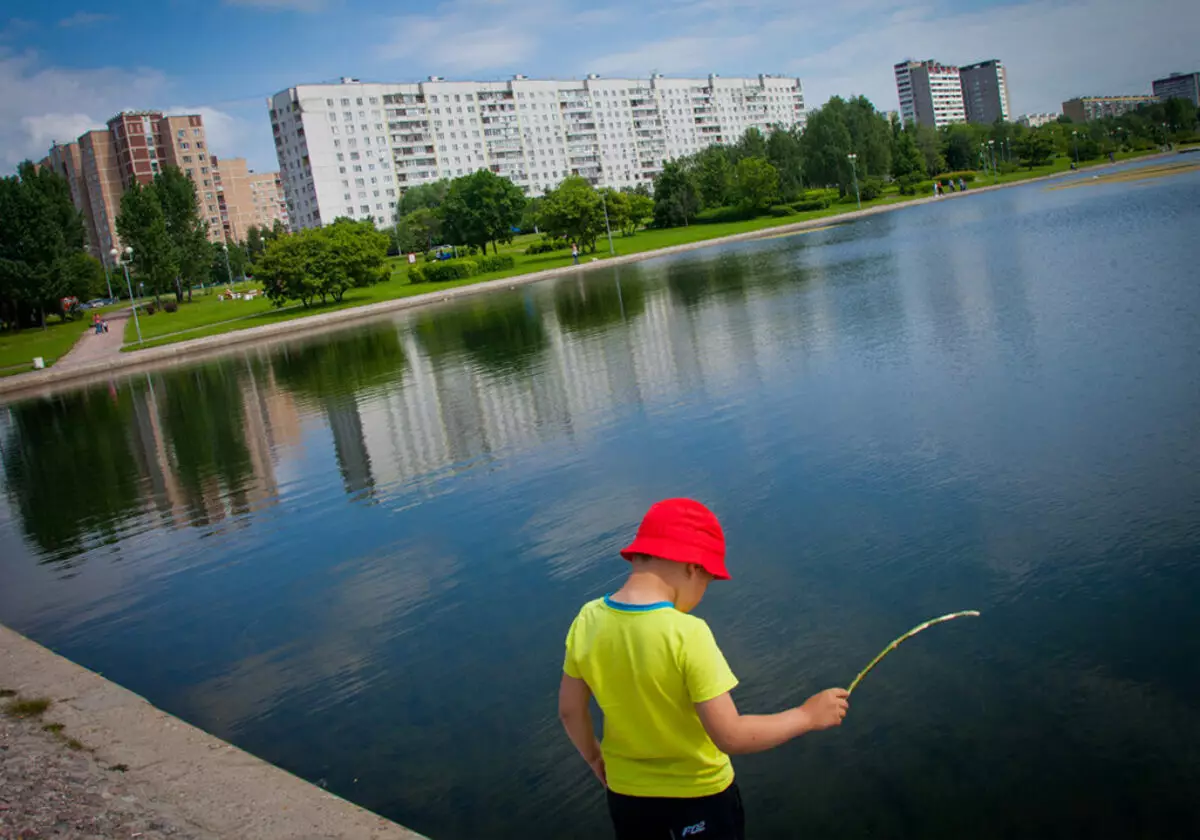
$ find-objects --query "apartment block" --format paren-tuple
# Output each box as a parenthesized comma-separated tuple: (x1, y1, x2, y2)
(269, 73, 805, 230)
(1017, 112, 1060, 128)
(1152, 72, 1200, 106)
(40, 111, 289, 259)
(960, 60, 1010, 124)
(895, 60, 966, 128)
(213, 157, 290, 242)
(1062, 95, 1158, 123)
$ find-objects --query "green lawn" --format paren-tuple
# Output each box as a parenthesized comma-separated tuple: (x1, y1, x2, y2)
(116, 148, 1161, 353)
(0, 319, 90, 377)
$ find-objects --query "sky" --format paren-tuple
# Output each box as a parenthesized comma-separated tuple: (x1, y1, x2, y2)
(1, 0, 1197, 174)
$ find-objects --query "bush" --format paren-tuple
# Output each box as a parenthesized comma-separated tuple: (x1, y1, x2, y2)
(767, 205, 794, 217)
(695, 205, 751, 224)
(162, 300, 179, 313)
(937, 170, 976, 184)
(421, 259, 478, 283)
(525, 239, 569, 255)
(896, 173, 923, 195)
(790, 197, 831, 212)
(475, 254, 516, 273)
(144, 303, 157, 315)
(408, 266, 427, 284)
(859, 178, 886, 201)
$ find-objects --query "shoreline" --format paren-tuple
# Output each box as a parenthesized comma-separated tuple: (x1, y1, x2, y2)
(0, 153, 1171, 402)
(0, 622, 426, 839)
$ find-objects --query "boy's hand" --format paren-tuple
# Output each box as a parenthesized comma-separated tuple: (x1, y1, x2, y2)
(588, 755, 607, 788)
(800, 688, 850, 731)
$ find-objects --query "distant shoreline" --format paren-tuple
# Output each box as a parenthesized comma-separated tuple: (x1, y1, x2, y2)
(0, 151, 1178, 403)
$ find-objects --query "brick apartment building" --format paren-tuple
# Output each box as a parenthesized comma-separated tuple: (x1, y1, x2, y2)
(40, 111, 288, 261)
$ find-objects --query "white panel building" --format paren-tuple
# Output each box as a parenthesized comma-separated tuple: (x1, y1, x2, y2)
(894, 60, 967, 129)
(269, 74, 805, 230)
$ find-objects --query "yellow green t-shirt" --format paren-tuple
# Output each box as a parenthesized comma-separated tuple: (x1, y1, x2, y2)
(563, 596, 739, 798)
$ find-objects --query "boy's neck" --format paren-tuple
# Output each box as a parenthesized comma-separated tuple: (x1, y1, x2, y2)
(611, 570, 677, 607)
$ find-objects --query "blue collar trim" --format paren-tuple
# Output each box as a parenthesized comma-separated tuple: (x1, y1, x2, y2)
(603, 594, 674, 612)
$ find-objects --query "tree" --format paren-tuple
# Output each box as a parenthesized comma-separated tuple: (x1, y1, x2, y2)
(732, 127, 767, 162)
(257, 221, 388, 308)
(209, 240, 247, 287)
(801, 98, 853, 191)
(397, 179, 450, 217)
(245, 225, 266, 259)
(653, 160, 701, 227)
(538, 176, 604, 251)
(733, 157, 779, 212)
(440, 170, 525, 253)
(913, 123, 946, 175)
(0, 163, 88, 327)
(600, 188, 630, 237)
(890, 123, 926, 180)
(155, 166, 210, 302)
(625, 191, 654, 234)
(401, 207, 442, 252)
(694, 145, 734, 207)
(766, 126, 805, 201)
(115, 180, 177, 303)
(59, 252, 108, 304)
(943, 123, 980, 171)
(1016, 130, 1056, 168)
(845, 96, 893, 177)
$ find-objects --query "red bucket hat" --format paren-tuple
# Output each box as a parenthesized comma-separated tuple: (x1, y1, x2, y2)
(620, 498, 730, 580)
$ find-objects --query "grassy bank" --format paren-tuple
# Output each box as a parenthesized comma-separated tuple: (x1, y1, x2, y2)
(113, 150, 1159, 353)
(0, 320, 92, 377)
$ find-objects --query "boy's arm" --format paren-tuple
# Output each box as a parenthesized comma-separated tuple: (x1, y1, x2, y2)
(696, 688, 849, 755)
(557, 674, 607, 786)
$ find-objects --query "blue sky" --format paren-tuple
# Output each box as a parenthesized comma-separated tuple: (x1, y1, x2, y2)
(2, 0, 1197, 173)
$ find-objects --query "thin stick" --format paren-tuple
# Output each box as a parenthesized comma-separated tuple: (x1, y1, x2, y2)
(847, 611, 980, 697)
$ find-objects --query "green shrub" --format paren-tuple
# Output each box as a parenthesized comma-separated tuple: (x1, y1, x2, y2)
(859, 178, 886, 201)
(695, 206, 751, 224)
(525, 240, 569, 255)
(162, 300, 179, 313)
(896, 173, 923, 195)
(767, 205, 794, 217)
(475, 254, 516, 273)
(408, 266, 427, 284)
(144, 303, 157, 315)
(790, 197, 831, 212)
(422, 259, 478, 283)
(937, 170, 976, 184)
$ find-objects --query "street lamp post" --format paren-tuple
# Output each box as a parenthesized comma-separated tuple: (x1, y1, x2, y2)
(222, 243, 234, 286)
(847, 153, 860, 211)
(599, 190, 615, 256)
(102, 256, 114, 300)
(1072, 130, 1079, 165)
(988, 139, 997, 179)
(111, 246, 143, 345)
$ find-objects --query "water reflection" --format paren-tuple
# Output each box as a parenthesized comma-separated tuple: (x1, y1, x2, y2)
(2, 165, 1199, 840)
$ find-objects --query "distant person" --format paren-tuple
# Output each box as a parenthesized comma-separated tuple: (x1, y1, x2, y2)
(571, 242, 580, 265)
(559, 498, 849, 840)
(958, 178, 967, 192)
(933, 181, 941, 197)
(102, 320, 109, 334)
(92, 312, 102, 335)
(1108, 151, 1115, 163)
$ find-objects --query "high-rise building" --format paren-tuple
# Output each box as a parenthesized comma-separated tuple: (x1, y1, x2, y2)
(1152, 72, 1200, 106)
(1017, 113, 1060, 128)
(40, 112, 289, 259)
(959, 59, 1010, 124)
(210, 157, 290, 242)
(1061, 95, 1157, 123)
(894, 60, 966, 128)
(269, 73, 806, 230)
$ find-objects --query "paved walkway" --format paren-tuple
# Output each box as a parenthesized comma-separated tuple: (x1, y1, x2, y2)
(0, 623, 425, 839)
(56, 310, 131, 371)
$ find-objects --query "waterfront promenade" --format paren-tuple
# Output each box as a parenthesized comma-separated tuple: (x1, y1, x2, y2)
(0, 623, 425, 839)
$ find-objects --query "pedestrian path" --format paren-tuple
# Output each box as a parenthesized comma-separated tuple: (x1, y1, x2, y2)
(55, 310, 129, 370)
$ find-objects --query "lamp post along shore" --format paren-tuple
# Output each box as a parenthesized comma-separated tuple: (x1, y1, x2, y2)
(111, 246, 143, 345)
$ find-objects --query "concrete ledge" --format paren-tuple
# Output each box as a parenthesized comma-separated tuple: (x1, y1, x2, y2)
(0, 623, 426, 839)
(0, 154, 1160, 403)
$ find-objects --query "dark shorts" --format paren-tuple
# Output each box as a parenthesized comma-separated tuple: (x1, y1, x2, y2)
(606, 783, 745, 840)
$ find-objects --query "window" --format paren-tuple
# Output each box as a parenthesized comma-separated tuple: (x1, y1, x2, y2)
(344, 193, 351, 200)
(194, 128, 201, 136)
(369, 97, 378, 104)
(327, 98, 335, 106)
(344, 111, 352, 121)
(361, 205, 370, 213)
(356, 98, 363, 106)
(182, 142, 190, 150)
(339, 166, 346, 174)
(197, 141, 205, 149)
(341, 98, 350, 106)
(337, 153, 345, 161)
(353, 165, 363, 172)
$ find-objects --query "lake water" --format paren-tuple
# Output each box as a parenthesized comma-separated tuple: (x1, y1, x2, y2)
(3, 160, 1199, 839)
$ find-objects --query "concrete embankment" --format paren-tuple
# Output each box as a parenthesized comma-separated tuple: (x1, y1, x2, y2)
(0, 623, 425, 839)
(0, 153, 1169, 402)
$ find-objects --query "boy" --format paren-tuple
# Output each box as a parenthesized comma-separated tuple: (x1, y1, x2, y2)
(559, 498, 849, 840)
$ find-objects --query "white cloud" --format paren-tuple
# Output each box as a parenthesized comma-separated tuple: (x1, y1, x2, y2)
(58, 11, 116, 28)
(0, 49, 169, 169)
(166, 103, 272, 169)
(588, 35, 758, 77)
(223, 0, 326, 10)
